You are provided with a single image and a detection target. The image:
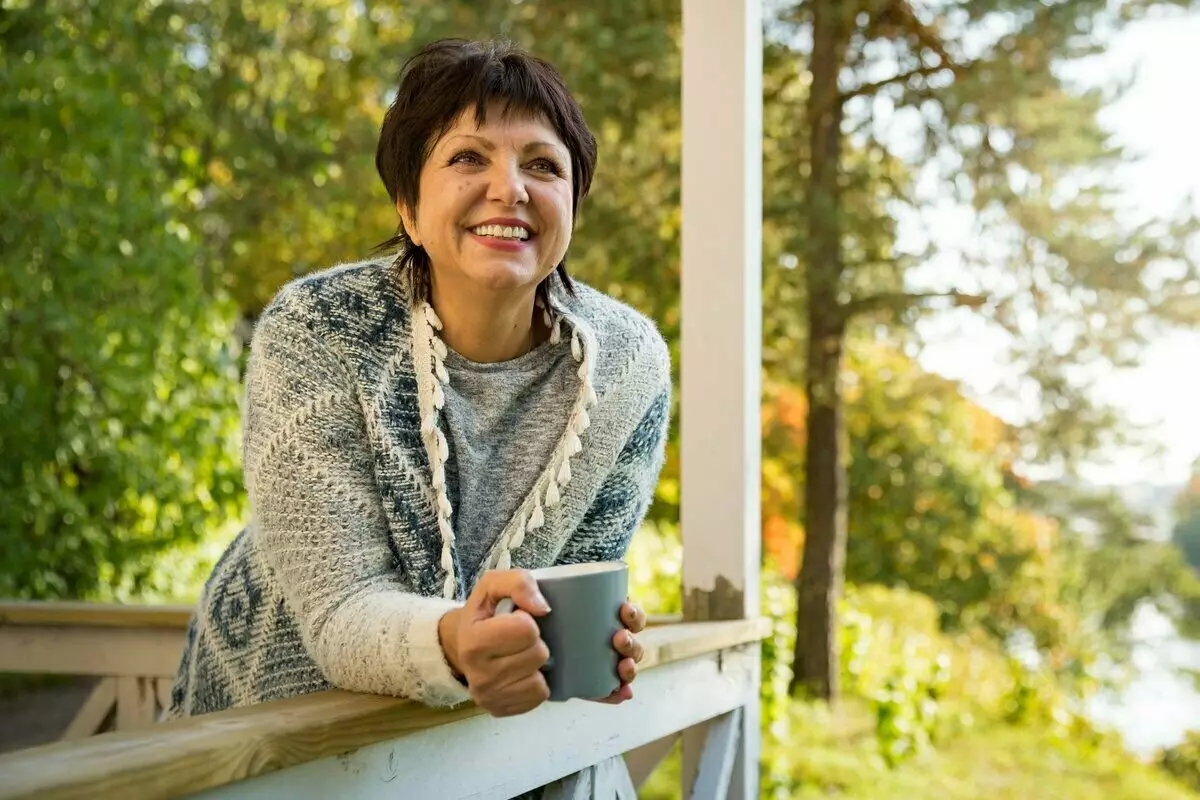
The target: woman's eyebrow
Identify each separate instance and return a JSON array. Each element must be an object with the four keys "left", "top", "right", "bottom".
[
  {"left": 445, "top": 133, "right": 496, "bottom": 151},
  {"left": 522, "top": 140, "right": 567, "bottom": 156},
  {"left": 445, "top": 133, "right": 566, "bottom": 157}
]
